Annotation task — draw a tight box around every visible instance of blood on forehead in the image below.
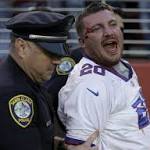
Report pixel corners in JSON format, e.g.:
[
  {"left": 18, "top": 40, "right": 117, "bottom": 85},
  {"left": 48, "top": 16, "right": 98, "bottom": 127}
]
[{"left": 83, "top": 27, "right": 93, "bottom": 39}]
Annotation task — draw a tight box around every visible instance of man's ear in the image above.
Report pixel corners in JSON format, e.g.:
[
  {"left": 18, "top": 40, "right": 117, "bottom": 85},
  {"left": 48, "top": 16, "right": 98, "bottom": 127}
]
[{"left": 15, "top": 38, "right": 27, "bottom": 58}]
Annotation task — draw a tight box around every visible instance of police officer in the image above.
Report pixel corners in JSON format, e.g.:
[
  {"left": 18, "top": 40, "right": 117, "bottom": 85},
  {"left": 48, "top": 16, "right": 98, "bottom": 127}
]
[{"left": 0, "top": 10, "right": 74, "bottom": 150}]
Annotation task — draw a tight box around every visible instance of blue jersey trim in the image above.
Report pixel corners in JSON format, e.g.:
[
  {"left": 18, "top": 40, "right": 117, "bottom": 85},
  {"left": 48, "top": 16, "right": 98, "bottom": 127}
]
[{"left": 65, "top": 136, "right": 96, "bottom": 147}]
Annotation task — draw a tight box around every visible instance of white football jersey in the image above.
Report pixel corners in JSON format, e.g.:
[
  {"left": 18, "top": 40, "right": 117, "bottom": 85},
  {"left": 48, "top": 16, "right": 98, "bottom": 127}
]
[{"left": 58, "top": 57, "right": 150, "bottom": 150}]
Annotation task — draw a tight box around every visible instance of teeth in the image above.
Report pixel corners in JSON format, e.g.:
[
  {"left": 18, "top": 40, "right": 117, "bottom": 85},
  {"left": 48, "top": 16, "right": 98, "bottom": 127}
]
[
  {"left": 103, "top": 41, "right": 116, "bottom": 46},
  {"left": 103, "top": 42, "right": 117, "bottom": 49}
]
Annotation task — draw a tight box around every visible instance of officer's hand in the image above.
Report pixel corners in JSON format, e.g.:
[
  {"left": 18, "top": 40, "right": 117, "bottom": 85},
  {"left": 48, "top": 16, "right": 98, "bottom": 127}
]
[{"left": 66, "top": 130, "right": 99, "bottom": 150}]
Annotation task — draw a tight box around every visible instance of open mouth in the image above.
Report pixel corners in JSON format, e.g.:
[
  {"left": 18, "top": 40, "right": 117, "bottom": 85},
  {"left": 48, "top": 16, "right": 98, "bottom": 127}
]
[{"left": 102, "top": 40, "right": 118, "bottom": 53}]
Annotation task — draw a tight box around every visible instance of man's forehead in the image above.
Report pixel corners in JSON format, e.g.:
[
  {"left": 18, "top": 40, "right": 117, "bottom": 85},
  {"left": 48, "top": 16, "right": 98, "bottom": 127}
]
[{"left": 83, "top": 9, "right": 116, "bottom": 27}]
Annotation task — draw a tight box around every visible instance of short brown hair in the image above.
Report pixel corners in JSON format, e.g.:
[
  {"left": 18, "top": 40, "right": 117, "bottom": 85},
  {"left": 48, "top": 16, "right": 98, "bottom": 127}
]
[{"left": 75, "top": 2, "right": 114, "bottom": 37}]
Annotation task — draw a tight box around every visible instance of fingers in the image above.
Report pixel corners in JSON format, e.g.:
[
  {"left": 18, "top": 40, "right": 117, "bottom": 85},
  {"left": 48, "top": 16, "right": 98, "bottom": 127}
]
[{"left": 84, "top": 130, "right": 99, "bottom": 147}]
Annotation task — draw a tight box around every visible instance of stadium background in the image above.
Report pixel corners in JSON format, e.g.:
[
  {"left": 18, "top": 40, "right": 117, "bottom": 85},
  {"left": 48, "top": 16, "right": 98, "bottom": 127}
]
[{"left": 0, "top": 0, "right": 150, "bottom": 149}]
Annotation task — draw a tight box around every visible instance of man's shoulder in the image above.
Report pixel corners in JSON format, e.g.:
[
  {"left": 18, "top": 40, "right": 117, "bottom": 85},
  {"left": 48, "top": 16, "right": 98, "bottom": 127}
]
[
  {"left": 71, "top": 57, "right": 106, "bottom": 79},
  {"left": 65, "top": 58, "right": 107, "bottom": 90},
  {"left": 0, "top": 68, "right": 35, "bottom": 100},
  {"left": 0, "top": 80, "right": 34, "bottom": 97}
]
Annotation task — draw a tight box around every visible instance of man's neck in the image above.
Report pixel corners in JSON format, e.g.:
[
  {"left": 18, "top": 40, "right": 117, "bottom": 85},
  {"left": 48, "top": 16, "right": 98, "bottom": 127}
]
[{"left": 113, "top": 61, "right": 129, "bottom": 78}]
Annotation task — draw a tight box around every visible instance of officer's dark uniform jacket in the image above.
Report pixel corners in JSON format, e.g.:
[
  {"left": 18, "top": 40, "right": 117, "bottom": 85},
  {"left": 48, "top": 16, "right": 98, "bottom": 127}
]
[{"left": 0, "top": 55, "right": 54, "bottom": 150}]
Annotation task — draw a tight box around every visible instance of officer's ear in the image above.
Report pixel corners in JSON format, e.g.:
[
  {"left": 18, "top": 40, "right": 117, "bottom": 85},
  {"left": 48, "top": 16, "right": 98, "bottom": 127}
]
[{"left": 15, "top": 38, "right": 28, "bottom": 58}]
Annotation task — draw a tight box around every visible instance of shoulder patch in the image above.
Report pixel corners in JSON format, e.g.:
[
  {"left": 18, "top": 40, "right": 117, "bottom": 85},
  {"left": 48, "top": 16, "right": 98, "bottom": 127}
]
[
  {"left": 8, "top": 95, "right": 34, "bottom": 128},
  {"left": 56, "top": 57, "right": 76, "bottom": 75}
]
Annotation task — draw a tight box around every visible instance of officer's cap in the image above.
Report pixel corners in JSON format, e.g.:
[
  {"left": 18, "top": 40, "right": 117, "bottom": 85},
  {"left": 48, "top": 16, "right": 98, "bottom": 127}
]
[{"left": 6, "top": 11, "right": 75, "bottom": 56}]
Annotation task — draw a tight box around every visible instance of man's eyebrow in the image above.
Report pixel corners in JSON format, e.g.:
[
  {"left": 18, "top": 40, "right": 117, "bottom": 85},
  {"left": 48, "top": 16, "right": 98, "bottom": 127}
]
[
  {"left": 86, "top": 23, "right": 102, "bottom": 30},
  {"left": 84, "top": 17, "right": 118, "bottom": 35}
]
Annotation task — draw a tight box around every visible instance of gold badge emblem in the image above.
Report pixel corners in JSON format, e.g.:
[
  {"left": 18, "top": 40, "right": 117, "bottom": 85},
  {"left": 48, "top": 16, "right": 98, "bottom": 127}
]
[
  {"left": 9, "top": 95, "right": 34, "bottom": 128},
  {"left": 56, "top": 57, "right": 76, "bottom": 75}
]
